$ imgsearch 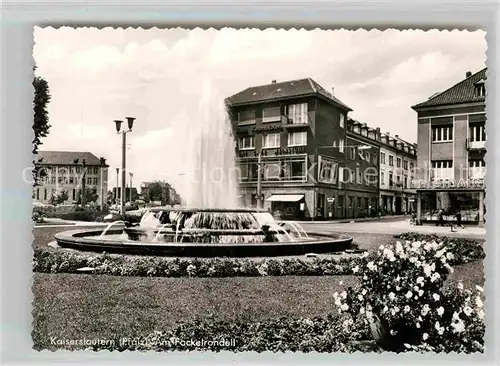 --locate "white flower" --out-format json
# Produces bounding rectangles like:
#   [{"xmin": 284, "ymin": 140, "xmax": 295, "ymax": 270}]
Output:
[
  {"xmin": 389, "ymin": 292, "xmax": 396, "ymax": 301},
  {"xmin": 430, "ymin": 273, "xmax": 441, "ymax": 283},
  {"xmin": 366, "ymin": 310, "xmax": 373, "ymax": 320},
  {"xmin": 434, "ymin": 321, "xmax": 441, "ymax": 330},
  {"xmin": 363, "ymin": 275, "xmax": 368, "ymax": 280},
  {"xmin": 382, "ymin": 305, "xmax": 388, "ymax": 313},
  {"xmin": 475, "ymin": 296, "xmax": 483, "ymax": 308},
  {"xmin": 433, "ymin": 293, "xmax": 440, "ymax": 301},
  {"xmin": 340, "ymin": 291, "xmax": 347, "ymax": 299},
  {"xmin": 412, "ymin": 242, "xmax": 422, "ymax": 250},
  {"xmin": 352, "ymin": 266, "xmax": 359, "ymax": 274},
  {"xmin": 340, "ymin": 303, "xmax": 349, "ymax": 311},
  {"xmin": 478, "ymin": 309, "xmax": 485, "ymax": 320},
  {"xmin": 435, "ymin": 248, "xmax": 446, "ymax": 258},
  {"xmin": 452, "ymin": 312, "xmax": 461, "ymax": 321},
  {"xmin": 335, "ymin": 298, "xmax": 342, "ymax": 306},
  {"xmin": 396, "ymin": 286, "xmax": 401, "ymax": 291},
  {"xmin": 339, "ymin": 280, "xmax": 344, "ymax": 286},
  {"xmin": 409, "ymin": 257, "xmax": 417, "ymax": 263},
  {"xmin": 416, "ymin": 276, "xmax": 424, "ymax": 285},
  {"xmin": 361, "ymin": 289, "xmax": 367, "ymax": 296},
  {"xmin": 413, "ymin": 285, "xmax": 420, "ymax": 291},
  {"xmin": 358, "ymin": 294, "xmax": 364, "ymax": 301},
  {"xmin": 379, "ymin": 245, "xmax": 385, "ymax": 250},
  {"xmin": 437, "ymin": 307, "xmax": 445, "ymax": 316},
  {"xmin": 367, "ymin": 262, "xmax": 377, "ymax": 271},
  {"xmin": 463, "ymin": 306, "xmax": 473, "ymax": 316},
  {"xmin": 423, "ymin": 264, "xmax": 433, "ymax": 277},
  {"xmin": 418, "ymin": 290, "xmax": 424, "ymax": 297},
  {"xmin": 394, "ymin": 306, "xmax": 400, "ymax": 313},
  {"xmin": 451, "ymin": 319, "xmax": 465, "ymax": 333},
  {"xmin": 422, "ymin": 333, "xmax": 429, "ymax": 341},
  {"xmin": 406, "ymin": 291, "xmax": 413, "ymax": 299},
  {"xmin": 360, "ymin": 307, "xmax": 365, "ymax": 314},
  {"xmin": 475, "ymin": 285, "xmax": 484, "ymax": 293},
  {"xmin": 416, "ymin": 322, "xmax": 421, "ymax": 329},
  {"xmin": 395, "ymin": 241, "xmax": 403, "ymax": 253},
  {"xmin": 457, "ymin": 282, "xmax": 464, "ymax": 290},
  {"xmin": 343, "ymin": 319, "xmax": 353, "ymax": 328},
  {"xmin": 431, "ymin": 242, "xmax": 439, "ymax": 250},
  {"xmin": 421, "ymin": 304, "xmax": 430, "ymax": 316},
  {"xmin": 404, "ymin": 305, "xmax": 410, "ymax": 313},
  {"xmin": 424, "ymin": 242, "xmax": 432, "ymax": 251},
  {"xmin": 446, "ymin": 252, "xmax": 454, "ymax": 260}
]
